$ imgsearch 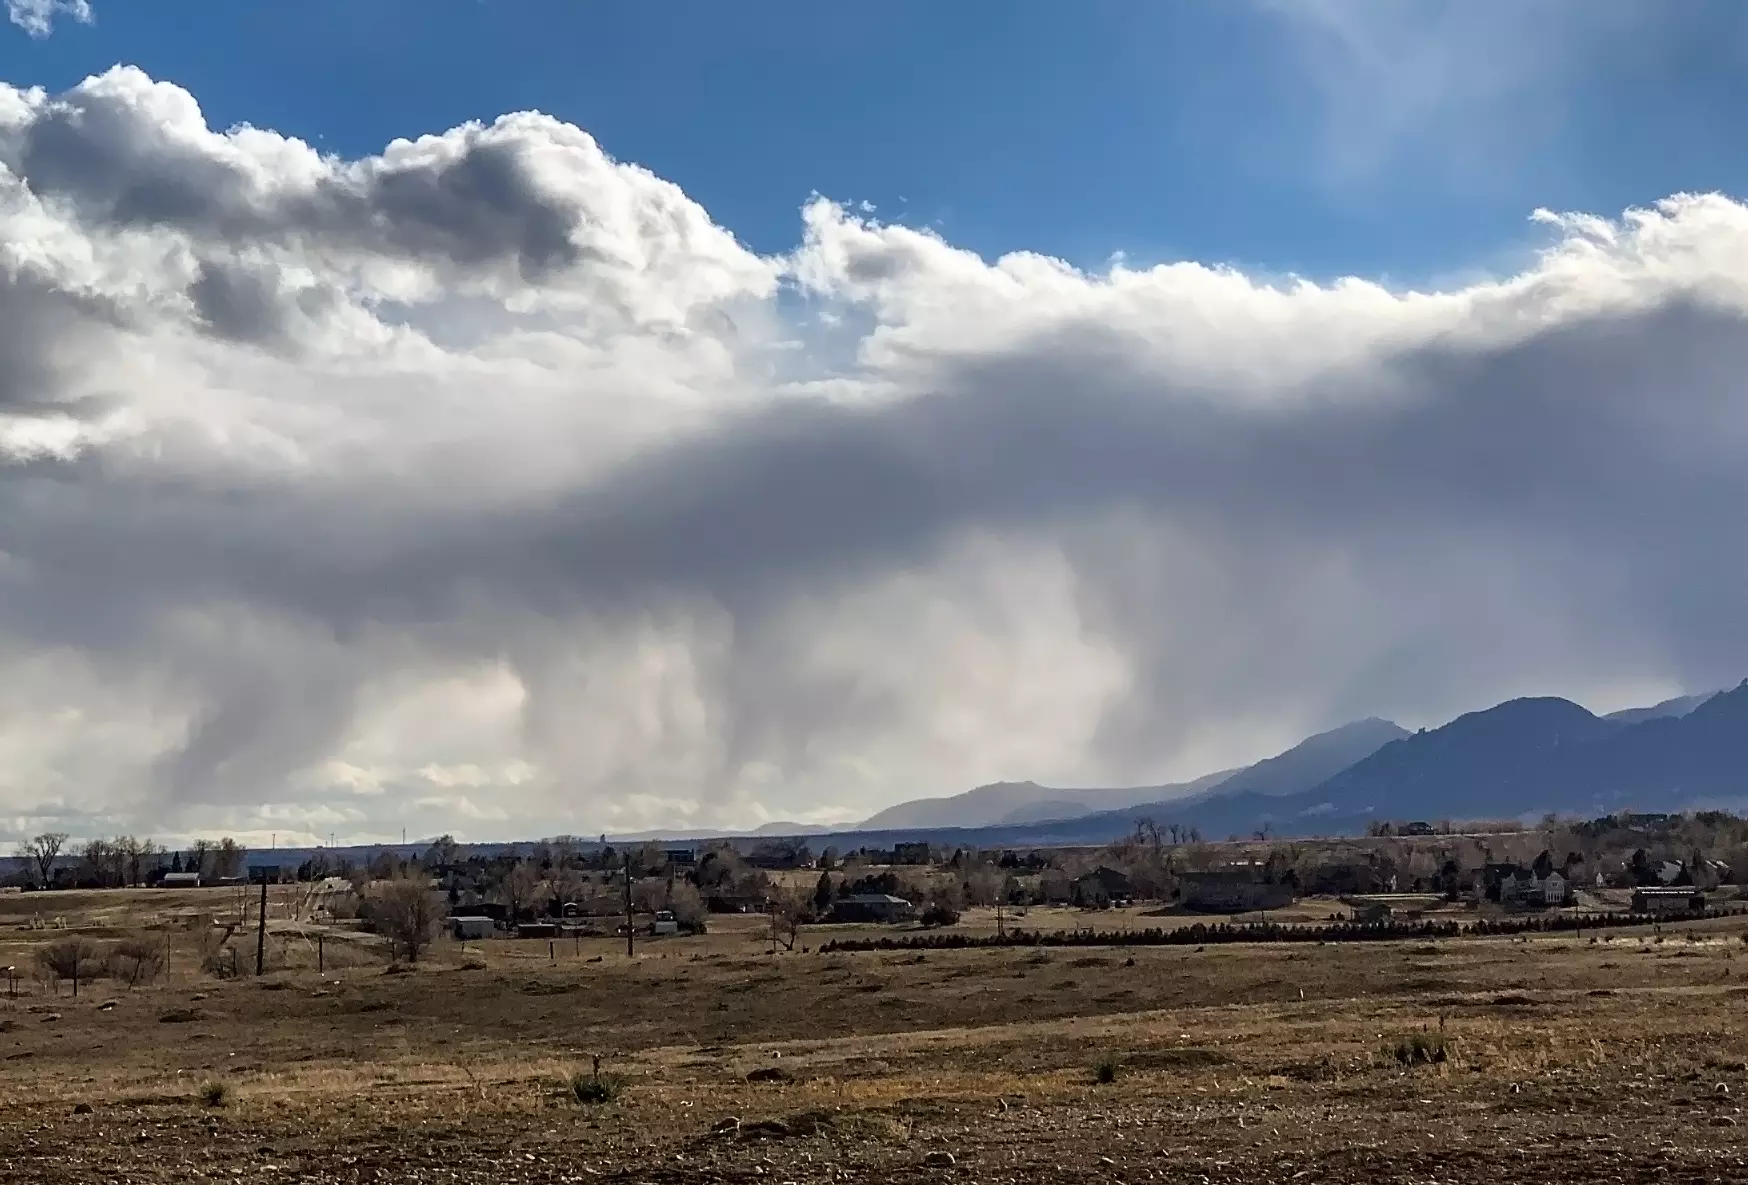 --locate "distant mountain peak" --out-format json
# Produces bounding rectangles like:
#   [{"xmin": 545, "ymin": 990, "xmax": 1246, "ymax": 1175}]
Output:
[{"xmin": 1605, "ymin": 690, "xmax": 1720, "ymax": 726}]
